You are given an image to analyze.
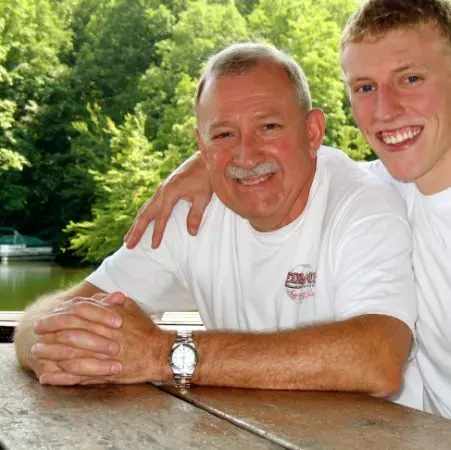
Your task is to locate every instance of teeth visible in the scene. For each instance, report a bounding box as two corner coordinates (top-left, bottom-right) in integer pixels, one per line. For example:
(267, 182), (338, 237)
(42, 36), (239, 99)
(381, 127), (421, 145)
(239, 174), (271, 186)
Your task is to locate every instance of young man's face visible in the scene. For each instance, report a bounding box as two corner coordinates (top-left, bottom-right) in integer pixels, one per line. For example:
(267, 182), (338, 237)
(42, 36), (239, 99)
(341, 23), (451, 194)
(195, 60), (325, 231)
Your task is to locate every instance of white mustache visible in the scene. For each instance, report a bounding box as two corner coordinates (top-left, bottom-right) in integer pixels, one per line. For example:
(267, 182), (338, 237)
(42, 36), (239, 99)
(226, 161), (280, 179)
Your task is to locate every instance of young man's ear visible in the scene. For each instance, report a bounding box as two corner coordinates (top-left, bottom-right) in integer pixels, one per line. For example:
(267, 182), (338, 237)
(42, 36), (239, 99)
(195, 128), (208, 164)
(306, 108), (326, 157)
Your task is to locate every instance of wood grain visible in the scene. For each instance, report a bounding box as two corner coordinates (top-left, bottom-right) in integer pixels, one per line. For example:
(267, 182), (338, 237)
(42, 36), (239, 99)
(161, 385), (451, 450)
(0, 344), (279, 450)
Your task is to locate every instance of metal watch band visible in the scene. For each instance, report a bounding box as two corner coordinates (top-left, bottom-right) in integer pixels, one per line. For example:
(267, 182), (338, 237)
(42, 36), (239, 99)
(172, 330), (196, 390)
(174, 374), (192, 389)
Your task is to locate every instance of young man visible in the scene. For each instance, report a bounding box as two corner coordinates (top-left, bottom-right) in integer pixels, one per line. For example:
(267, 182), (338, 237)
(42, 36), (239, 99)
(125, 0), (451, 418)
(14, 44), (417, 405)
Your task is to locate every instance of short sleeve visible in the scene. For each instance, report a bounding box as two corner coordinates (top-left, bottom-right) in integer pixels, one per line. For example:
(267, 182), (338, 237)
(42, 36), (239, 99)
(331, 186), (417, 331)
(86, 203), (197, 315)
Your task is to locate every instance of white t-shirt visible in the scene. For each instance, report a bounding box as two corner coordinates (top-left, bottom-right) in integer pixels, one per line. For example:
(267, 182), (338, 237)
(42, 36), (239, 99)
(87, 146), (418, 407)
(367, 160), (451, 418)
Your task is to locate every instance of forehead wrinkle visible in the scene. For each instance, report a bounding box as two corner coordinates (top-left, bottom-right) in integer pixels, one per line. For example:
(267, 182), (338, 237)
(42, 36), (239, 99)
(202, 102), (286, 129)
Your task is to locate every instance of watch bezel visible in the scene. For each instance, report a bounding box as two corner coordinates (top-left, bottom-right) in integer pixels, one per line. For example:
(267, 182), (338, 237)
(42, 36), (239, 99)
(169, 342), (198, 374)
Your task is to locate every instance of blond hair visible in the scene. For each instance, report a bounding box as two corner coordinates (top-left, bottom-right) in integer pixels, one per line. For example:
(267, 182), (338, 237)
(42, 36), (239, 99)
(341, 0), (451, 51)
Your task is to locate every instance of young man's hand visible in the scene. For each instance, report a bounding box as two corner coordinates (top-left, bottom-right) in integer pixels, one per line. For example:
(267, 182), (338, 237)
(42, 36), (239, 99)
(124, 153), (213, 249)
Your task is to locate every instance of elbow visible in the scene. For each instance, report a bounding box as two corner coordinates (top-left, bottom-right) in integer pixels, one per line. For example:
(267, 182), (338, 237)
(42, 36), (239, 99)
(368, 350), (406, 398)
(370, 369), (403, 398)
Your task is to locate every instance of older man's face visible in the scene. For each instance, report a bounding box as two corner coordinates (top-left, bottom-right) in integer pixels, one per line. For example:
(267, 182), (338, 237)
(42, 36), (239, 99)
(195, 60), (325, 231)
(342, 23), (451, 194)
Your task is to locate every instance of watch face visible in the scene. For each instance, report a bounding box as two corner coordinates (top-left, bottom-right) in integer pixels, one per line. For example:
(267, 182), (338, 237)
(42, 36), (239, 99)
(171, 344), (197, 371)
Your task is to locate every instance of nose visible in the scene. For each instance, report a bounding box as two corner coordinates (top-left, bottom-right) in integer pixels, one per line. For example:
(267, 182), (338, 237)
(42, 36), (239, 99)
(374, 84), (404, 122)
(234, 131), (262, 168)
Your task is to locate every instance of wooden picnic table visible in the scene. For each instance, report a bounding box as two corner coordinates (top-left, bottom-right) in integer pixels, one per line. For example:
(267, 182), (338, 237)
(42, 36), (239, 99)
(1, 343), (450, 450)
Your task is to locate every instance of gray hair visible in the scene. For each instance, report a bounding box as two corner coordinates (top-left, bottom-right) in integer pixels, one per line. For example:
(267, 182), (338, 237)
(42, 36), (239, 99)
(195, 43), (312, 120)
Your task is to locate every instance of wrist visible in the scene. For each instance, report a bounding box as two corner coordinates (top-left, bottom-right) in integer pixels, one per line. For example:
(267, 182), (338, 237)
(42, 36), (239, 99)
(169, 330), (199, 390)
(155, 331), (177, 383)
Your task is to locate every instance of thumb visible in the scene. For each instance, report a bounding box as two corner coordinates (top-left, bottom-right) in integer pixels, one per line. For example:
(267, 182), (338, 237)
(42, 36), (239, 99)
(103, 291), (127, 305)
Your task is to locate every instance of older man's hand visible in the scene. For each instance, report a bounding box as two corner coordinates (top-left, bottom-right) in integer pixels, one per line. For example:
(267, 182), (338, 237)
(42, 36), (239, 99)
(88, 298), (175, 385)
(33, 294), (174, 386)
(32, 291), (126, 385)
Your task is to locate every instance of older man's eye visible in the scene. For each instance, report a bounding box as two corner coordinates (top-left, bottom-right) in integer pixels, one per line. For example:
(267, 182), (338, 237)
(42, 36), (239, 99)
(213, 131), (232, 139)
(356, 84), (375, 93)
(264, 123), (280, 130)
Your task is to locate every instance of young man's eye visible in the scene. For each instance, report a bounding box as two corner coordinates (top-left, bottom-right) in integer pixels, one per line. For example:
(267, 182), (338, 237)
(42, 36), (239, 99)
(406, 75), (420, 84)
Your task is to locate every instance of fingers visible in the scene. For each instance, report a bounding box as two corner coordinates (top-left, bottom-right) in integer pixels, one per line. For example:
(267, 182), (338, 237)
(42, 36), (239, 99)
(38, 355), (122, 385)
(35, 311), (120, 342)
(57, 357), (122, 377)
(186, 195), (210, 236)
(37, 329), (119, 355)
(125, 197), (158, 249)
(102, 291), (126, 306)
(32, 343), (114, 361)
(30, 357), (61, 379)
(39, 372), (85, 386)
(151, 198), (178, 249)
(36, 294), (124, 335)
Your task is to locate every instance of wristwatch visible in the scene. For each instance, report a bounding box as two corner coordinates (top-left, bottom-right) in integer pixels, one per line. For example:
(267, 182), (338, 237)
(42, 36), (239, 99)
(169, 330), (198, 391)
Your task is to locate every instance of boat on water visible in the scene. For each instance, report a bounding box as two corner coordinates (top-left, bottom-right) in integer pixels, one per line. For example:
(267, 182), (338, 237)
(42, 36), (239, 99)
(0, 227), (54, 262)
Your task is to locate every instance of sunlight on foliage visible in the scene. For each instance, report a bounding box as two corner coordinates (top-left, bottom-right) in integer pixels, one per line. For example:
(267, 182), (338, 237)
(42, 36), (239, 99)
(1, 0), (367, 262)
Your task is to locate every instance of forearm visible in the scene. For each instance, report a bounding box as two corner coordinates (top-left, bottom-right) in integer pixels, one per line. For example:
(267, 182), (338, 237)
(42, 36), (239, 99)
(192, 314), (411, 396)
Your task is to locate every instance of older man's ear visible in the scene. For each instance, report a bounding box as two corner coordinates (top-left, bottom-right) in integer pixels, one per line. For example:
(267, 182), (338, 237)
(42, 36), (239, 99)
(195, 128), (209, 167)
(306, 108), (326, 157)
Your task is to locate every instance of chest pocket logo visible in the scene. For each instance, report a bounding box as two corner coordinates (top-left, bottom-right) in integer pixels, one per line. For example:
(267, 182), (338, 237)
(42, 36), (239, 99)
(285, 264), (316, 302)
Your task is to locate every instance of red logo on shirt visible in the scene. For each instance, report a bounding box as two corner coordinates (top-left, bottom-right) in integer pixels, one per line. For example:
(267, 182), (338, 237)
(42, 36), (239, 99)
(285, 264), (316, 302)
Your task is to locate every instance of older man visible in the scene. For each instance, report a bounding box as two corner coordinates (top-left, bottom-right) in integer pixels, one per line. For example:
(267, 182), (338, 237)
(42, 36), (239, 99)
(125, 0), (451, 417)
(15, 44), (416, 404)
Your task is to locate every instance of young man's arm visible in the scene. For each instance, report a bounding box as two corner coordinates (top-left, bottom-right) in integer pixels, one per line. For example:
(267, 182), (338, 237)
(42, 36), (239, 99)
(125, 152), (210, 248)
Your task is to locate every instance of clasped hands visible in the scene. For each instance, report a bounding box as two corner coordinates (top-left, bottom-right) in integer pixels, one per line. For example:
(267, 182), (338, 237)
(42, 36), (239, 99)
(31, 292), (174, 386)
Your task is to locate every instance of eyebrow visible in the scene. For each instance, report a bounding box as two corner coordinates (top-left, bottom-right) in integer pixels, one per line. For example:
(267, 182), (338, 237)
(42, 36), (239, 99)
(208, 112), (283, 130)
(392, 63), (428, 73)
(346, 63), (429, 84)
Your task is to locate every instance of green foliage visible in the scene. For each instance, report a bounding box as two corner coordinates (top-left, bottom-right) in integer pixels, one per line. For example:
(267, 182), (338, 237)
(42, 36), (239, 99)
(1, 0), (371, 263)
(66, 110), (163, 262)
(72, 0), (177, 122)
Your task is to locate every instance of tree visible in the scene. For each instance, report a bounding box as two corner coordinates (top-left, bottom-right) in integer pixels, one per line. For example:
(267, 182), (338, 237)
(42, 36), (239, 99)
(72, 0), (178, 123)
(0, 0), (74, 238)
(66, 109), (164, 262)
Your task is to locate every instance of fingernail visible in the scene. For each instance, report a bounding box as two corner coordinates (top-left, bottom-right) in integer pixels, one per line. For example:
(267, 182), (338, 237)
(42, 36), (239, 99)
(111, 362), (122, 374)
(108, 342), (119, 355)
(111, 316), (123, 328)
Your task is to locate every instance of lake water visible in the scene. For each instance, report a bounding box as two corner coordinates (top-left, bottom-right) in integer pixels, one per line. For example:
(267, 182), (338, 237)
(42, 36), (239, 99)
(0, 261), (93, 311)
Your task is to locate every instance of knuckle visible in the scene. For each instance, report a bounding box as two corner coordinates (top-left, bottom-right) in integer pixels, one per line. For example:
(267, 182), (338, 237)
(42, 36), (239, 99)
(64, 346), (77, 359)
(64, 359), (80, 373)
(72, 301), (90, 316)
(50, 313), (72, 329)
(57, 329), (76, 344)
